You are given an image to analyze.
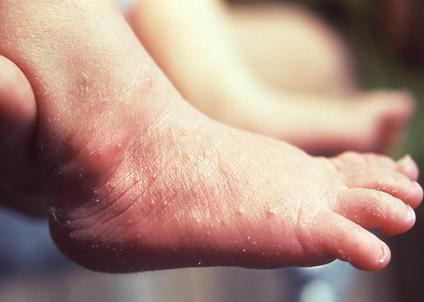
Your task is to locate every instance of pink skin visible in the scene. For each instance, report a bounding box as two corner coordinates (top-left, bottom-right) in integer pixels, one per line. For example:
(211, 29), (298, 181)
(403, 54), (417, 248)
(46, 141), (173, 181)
(126, 0), (415, 156)
(0, 57), (45, 217)
(228, 3), (358, 96)
(0, 0), (421, 273)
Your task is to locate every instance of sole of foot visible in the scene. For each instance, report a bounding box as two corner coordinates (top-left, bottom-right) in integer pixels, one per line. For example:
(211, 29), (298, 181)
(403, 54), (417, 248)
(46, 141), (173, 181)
(0, 1), (420, 274)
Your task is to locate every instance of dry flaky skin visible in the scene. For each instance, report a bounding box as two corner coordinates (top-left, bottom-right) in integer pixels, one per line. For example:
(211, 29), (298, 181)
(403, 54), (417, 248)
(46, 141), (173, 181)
(49, 110), (421, 272)
(0, 0), (421, 273)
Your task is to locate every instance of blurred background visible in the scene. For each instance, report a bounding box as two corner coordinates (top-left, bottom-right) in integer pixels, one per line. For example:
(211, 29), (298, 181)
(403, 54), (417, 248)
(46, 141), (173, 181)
(1, 0), (423, 301)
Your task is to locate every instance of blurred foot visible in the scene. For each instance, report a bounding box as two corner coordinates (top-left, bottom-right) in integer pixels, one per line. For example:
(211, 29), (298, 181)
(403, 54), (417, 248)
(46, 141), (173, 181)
(127, 1), (414, 156)
(229, 3), (356, 95)
(227, 3), (414, 155)
(215, 87), (414, 155)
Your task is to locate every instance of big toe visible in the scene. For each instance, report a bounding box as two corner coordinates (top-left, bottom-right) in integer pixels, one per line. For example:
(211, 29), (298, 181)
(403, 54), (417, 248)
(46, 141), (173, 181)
(315, 212), (391, 271)
(0, 56), (37, 146)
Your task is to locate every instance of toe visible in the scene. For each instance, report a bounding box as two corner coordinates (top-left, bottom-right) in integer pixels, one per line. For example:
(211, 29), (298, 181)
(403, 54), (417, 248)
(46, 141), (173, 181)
(0, 55), (36, 145)
(334, 152), (422, 205)
(334, 152), (397, 172)
(335, 188), (416, 236)
(396, 155), (420, 181)
(345, 170), (423, 208)
(361, 153), (397, 170)
(316, 212), (391, 271)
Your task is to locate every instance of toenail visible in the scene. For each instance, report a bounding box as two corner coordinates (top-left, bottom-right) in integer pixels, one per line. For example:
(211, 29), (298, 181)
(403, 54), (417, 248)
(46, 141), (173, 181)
(377, 244), (389, 265)
(413, 182), (424, 201)
(406, 205), (416, 223)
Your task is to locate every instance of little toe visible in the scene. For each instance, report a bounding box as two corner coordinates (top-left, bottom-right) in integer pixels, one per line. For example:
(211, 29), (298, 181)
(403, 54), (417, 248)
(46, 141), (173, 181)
(345, 170), (423, 208)
(396, 155), (420, 181)
(316, 212), (391, 271)
(335, 188), (416, 236)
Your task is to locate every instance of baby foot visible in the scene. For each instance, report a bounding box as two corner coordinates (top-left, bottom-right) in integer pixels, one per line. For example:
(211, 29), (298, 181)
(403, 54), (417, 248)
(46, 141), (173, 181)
(229, 3), (357, 95)
(127, 0), (413, 156)
(0, 0), (420, 273)
(220, 88), (414, 156)
(0, 56), (45, 216)
(48, 112), (423, 272)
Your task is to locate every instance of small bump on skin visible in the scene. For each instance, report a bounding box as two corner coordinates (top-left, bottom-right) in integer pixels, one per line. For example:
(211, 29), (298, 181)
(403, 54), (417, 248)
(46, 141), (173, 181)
(78, 168), (85, 179)
(2, 1), (419, 273)
(193, 214), (201, 224)
(236, 208), (244, 216)
(265, 208), (277, 217)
